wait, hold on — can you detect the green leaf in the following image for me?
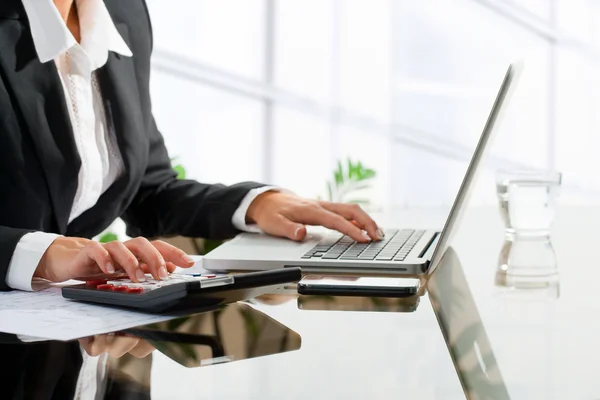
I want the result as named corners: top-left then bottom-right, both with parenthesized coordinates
top-left (347, 158), bottom-right (356, 180)
top-left (173, 164), bottom-right (186, 180)
top-left (344, 198), bottom-right (371, 205)
top-left (326, 182), bottom-right (333, 202)
top-left (98, 232), bottom-right (118, 243)
top-left (355, 160), bottom-right (365, 179)
top-left (362, 168), bottom-right (376, 180)
top-left (334, 161), bottom-right (344, 186)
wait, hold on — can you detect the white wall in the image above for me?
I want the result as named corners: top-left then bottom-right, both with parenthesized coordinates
top-left (145, 0), bottom-right (600, 212)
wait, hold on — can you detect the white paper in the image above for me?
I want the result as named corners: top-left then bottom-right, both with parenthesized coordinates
top-left (0, 286), bottom-right (175, 341)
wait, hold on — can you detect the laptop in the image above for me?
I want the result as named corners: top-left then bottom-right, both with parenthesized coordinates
top-left (204, 63), bottom-right (522, 275)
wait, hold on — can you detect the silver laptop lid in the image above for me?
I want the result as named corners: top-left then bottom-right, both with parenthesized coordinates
top-left (427, 63), bottom-right (523, 275)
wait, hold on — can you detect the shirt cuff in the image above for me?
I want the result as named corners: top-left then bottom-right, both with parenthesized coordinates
top-left (6, 232), bottom-right (61, 291)
top-left (231, 186), bottom-right (280, 233)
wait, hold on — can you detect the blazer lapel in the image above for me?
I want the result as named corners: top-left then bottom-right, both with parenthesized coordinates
top-left (0, 18), bottom-right (80, 233)
top-left (96, 25), bottom-right (147, 192)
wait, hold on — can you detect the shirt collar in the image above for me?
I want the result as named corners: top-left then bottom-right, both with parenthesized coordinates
top-left (20, 0), bottom-right (132, 69)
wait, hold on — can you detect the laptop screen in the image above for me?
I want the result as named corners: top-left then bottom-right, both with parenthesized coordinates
top-left (426, 63), bottom-right (523, 276)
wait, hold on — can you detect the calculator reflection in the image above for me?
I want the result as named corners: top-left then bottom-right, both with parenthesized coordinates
top-left (114, 302), bottom-right (301, 368)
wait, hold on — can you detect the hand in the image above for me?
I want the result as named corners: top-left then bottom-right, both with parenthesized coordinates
top-left (79, 333), bottom-right (155, 358)
top-left (34, 236), bottom-right (195, 283)
top-left (246, 192), bottom-right (384, 242)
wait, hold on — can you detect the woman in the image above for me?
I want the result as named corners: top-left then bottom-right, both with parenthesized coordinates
top-left (0, 0), bottom-right (382, 290)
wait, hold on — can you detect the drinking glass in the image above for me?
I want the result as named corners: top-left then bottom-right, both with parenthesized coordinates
top-left (496, 170), bottom-right (562, 238)
top-left (495, 170), bottom-right (561, 293)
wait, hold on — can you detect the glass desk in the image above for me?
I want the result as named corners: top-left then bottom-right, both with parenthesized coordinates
top-left (1, 206), bottom-right (599, 399)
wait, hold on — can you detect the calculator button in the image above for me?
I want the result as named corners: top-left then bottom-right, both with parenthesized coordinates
top-left (107, 280), bottom-right (129, 286)
top-left (112, 285), bottom-right (128, 292)
top-left (97, 284), bottom-right (114, 290)
top-left (126, 287), bottom-right (144, 294)
top-left (86, 279), bottom-right (107, 286)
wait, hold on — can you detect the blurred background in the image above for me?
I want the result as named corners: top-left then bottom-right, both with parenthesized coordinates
top-left (145, 0), bottom-right (600, 212)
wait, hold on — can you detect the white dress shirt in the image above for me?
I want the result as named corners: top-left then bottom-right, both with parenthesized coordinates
top-left (7, 0), bottom-right (272, 291)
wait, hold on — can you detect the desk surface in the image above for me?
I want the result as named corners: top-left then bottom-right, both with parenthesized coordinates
top-left (2, 206), bottom-right (599, 399)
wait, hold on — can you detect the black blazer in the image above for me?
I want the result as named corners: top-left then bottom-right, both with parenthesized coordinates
top-left (0, 0), bottom-right (264, 290)
top-left (0, 333), bottom-right (151, 400)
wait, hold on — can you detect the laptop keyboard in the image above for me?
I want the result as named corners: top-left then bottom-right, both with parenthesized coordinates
top-left (301, 229), bottom-right (425, 262)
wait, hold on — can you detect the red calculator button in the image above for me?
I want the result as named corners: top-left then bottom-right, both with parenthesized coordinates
top-left (126, 287), bottom-right (144, 294)
top-left (86, 279), bottom-right (108, 286)
top-left (112, 285), bottom-right (128, 292)
top-left (97, 284), bottom-right (114, 290)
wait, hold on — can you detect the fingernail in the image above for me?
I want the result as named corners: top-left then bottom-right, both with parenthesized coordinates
top-left (183, 255), bottom-right (195, 264)
top-left (362, 231), bottom-right (371, 241)
top-left (158, 266), bottom-right (168, 280)
top-left (135, 269), bottom-right (146, 282)
top-left (377, 228), bottom-right (385, 239)
top-left (106, 262), bottom-right (115, 274)
top-left (294, 226), bottom-right (302, 240)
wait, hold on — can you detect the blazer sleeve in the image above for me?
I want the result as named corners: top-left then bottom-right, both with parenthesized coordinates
top-left (0, 227), bottom-right (35, 291)
top-left (121, 117), bottom-right (265, 240)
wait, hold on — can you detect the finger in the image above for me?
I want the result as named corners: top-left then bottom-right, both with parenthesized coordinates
top-left (103, 241), bottom-right (144, 282)
top-left (151, 240), bottom-right (195, 268)
top-left (166, 262), bottom-right (178, 273)
top-left (78, 336), bottom-right (94, 355)
top-left (125, 237), bottom-right (166, 280)
top-left (140, 262), bottom-right (176, 274)
top-left (141, 261), bottom-right (185, 275)
top-left (85, 335), bottom-right (108, 357)
top-left (285, 205), bottom-right (368, 242)
top-left (319, 202), bottom-right (382, 240)
top-left (129, 340), bottom-right (155, 358)
top-left (106, 336), bottom-right (140, 358)
top-left (263, 215), bottom-right (307, 241)
top-left (73, 241), bottom-right (113, 275)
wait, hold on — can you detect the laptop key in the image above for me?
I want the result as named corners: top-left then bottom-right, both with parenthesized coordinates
top-left (322, 254), bottom-right (341, 259)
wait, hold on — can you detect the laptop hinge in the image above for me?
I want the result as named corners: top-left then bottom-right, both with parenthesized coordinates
top-left (418, 232), bottom-right (440, 259)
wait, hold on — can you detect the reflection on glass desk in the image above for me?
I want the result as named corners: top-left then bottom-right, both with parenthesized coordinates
top-left (428, 246), bottom-right (510, 400)
top-left (6, 207), bottom-right (600, 399)
top-left (297, 294), bottom-right (420, 312)
top-left (0, 302), bottom-right (300, 399)
top-left (125, 302), bottom-right (301, 368)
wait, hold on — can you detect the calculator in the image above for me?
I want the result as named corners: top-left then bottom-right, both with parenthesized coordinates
top-left (62, 267), bottom-right (302, 313)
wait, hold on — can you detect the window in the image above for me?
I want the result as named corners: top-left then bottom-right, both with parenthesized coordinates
top-left (146, 0), bottom-right (600, 210)
top-left (150, 72), bottom-right (264, 185)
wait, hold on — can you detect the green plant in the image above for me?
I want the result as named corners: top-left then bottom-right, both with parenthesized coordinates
top-left (326, 158), bottom-right (376, 206)
top-left (170, 157), bottom-right (187, 180)
top-left (98, 232), bottom-right (118, 243)
top-left (173, 163), bottom-right (186, 180)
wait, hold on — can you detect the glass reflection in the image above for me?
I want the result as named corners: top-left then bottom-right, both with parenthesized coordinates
top-left (427, 246), bottom-right (510, 400)
top-left (495, 237), bottom-right (559, 299)
top-left (0, 302), bottom-right (300, 399)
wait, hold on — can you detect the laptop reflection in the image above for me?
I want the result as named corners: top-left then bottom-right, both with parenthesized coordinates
top-left (427, 246), bottom-right (510, 400)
